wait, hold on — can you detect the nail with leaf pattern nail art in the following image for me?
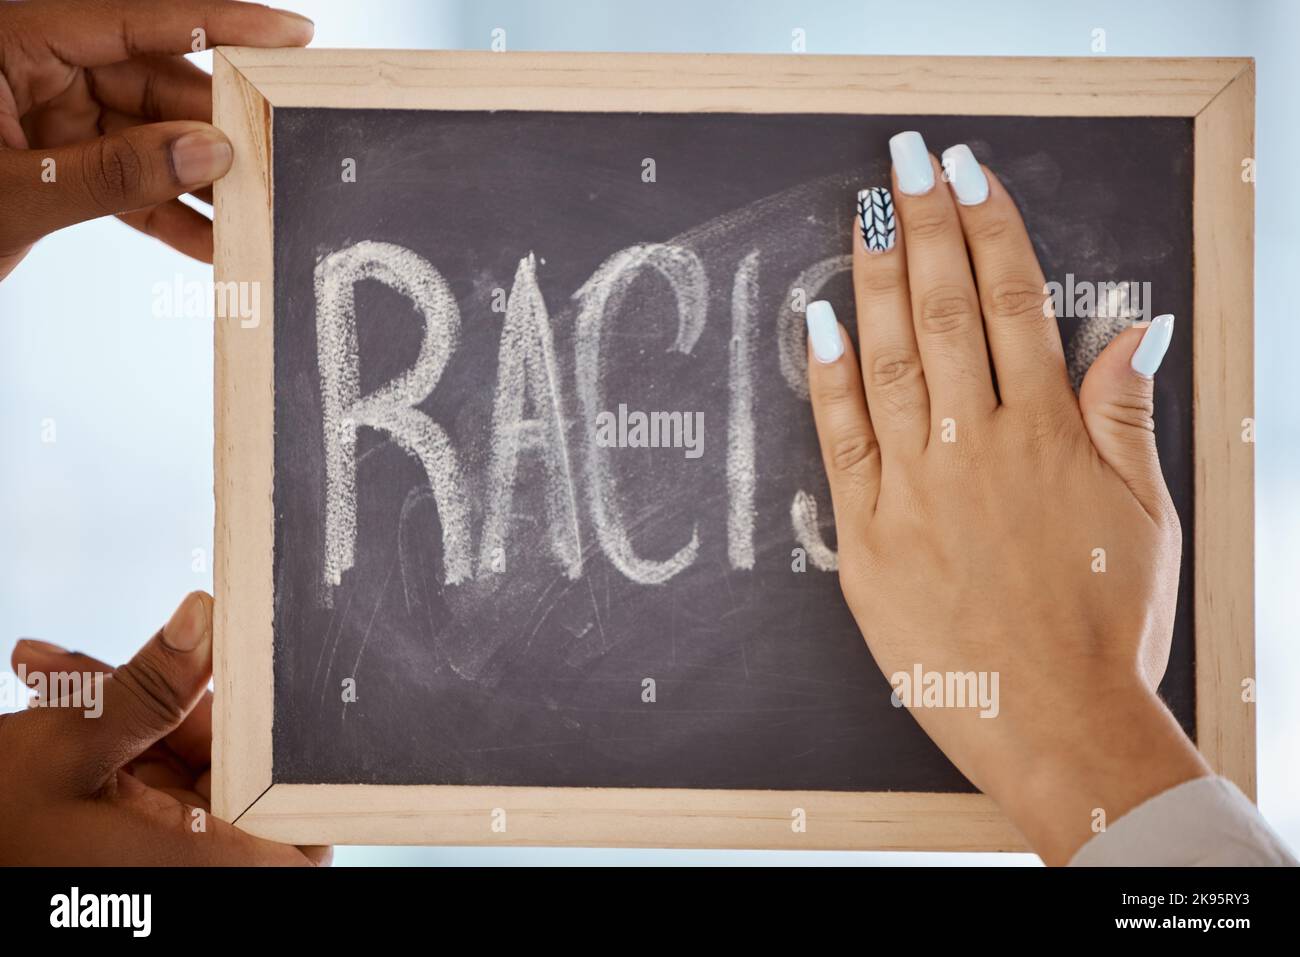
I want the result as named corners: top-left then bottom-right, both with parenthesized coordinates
top-left (857, 187), bottom-right (896, 253)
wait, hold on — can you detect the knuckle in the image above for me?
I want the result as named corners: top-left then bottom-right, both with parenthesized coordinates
top-left (967, 213), bottom-right (1011, 244)
top-left (857, 260), bottom-right (905, 298)
top-left (869, 352), bottom-right (927, 419)
top-left (113, 653), bottom-right (187, 730)
top-left (816, 375), bottom-right (861, 408)
top-left (1099, 390), bottom-right (1156, 432)
top-left (140, 70), bottom-right (163, 123)
top-left (830, 431), bottom-right (879, 474)
top-left (83, 135), bottom-right (146, 212)
top-left (903, 207), bottom-right (954, 242)
top-left (918, 288), bottom-right (979, 336)
top-left (988, 277), bottom-right (1050, 324)
top-left (869, 349), bottom-right (921, 389)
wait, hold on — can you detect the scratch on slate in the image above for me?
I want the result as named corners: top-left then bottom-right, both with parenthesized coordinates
top-left (719, 555), bottom-right (737, 609)
top-left (418, 542), bottom-right (440, 663)
top-left (585, 574), bottom-right (607, 651)
top-left (521, 574), bottom-right (562, 643)
top-left (342, 558), bottom-right (395, 724)
top-left (312, 588), bottom-right (354, 705)
top-left (670, 599), bottom-right (677, 666)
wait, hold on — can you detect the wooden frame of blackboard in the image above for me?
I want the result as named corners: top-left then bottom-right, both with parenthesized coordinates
top-left (211, 49), bottom-right (1255, 850)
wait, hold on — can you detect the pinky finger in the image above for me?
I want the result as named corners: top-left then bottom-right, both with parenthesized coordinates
top-left (806, 300), bottom-right (881, 525)
top-left (117, 199), bottom-right (213, 262)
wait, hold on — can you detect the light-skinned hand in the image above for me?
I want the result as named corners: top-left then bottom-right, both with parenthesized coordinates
top-left (805, 133), bottom-right (1210, 865)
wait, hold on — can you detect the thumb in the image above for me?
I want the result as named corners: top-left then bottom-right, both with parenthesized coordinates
top-left (1078, 314), bottom-right (1175, 518)
top-left (71, 592), bottom-right (214, 792)
top-left (0, 122), bottom-right (231, 250)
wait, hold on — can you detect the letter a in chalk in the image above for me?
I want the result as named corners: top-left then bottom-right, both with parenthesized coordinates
top-left (479, 253), bottom-right (583, 579)
top-left (315, 240), bottom-right (472, 591)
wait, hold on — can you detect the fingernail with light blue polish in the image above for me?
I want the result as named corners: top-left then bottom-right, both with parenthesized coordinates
top-left (890, 131), bottom-right (935, 196)
top-left (806, 300), bottom-right (844, 364)
top-left (941, 144), bottom-right (989, 206)
top-left (1130, 314), bottom-right (1175, 377)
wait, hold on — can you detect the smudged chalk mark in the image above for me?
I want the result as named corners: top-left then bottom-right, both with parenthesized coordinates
top-left (791, 489), bottom-right (838, 572)
top-left (779, 255), bottom-right (852, 400)
top-left (1065, 286), bottom-right (1141, 392)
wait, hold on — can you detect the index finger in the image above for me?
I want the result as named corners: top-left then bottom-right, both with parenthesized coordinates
top-left (89, 56), bottom-right (215, 124)
top-left (16, 0), bottom-right (313, 67)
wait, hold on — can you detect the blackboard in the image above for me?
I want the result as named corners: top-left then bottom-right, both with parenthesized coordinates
top-left (267, 108), bottom-right (1195, 793)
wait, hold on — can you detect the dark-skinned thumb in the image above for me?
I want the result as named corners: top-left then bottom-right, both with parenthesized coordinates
top-left (69, 592), bottom-right (214, 792)
top-left (0, 122), bottom-right (230, 249)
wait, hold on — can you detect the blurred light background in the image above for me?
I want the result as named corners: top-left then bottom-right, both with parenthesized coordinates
top-left (1, 0), bottom-right (1294, 866)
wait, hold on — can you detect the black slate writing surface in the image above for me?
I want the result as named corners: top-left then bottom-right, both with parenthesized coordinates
top-left (271, 109), bottom-right (1194, 790)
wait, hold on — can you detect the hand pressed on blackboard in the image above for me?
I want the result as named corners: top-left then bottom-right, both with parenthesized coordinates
top-left (0, 592), bottom-right (330, 865)
top-left (805, 133), bottom-right (1210, 865)
top-left (0, 0), bottom-right (314, 280)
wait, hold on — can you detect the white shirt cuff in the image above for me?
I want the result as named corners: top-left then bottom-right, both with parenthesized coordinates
top-left (1069, 775), bottom-right (1297, 867)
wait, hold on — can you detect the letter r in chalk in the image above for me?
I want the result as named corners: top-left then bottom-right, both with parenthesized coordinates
top-left (315, 240), bottom-right (472, 589)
